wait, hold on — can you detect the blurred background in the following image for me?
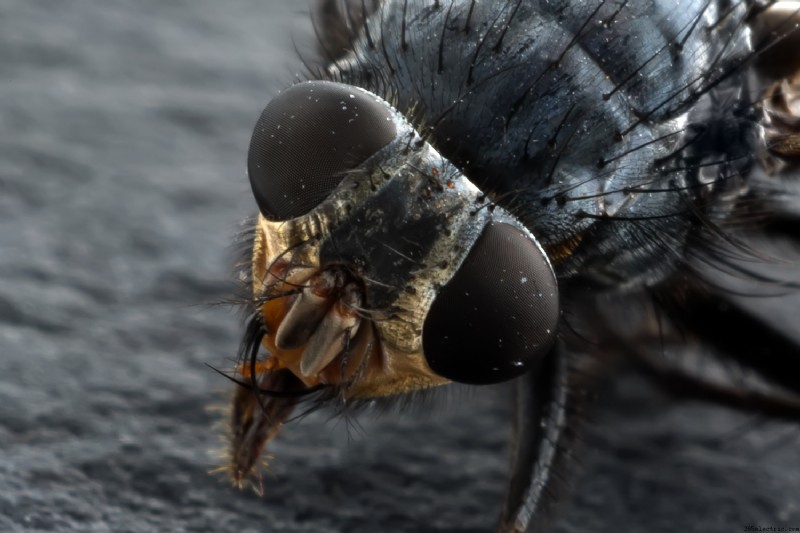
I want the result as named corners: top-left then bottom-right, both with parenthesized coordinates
top-left (0, 1), bottom-right (798, 532)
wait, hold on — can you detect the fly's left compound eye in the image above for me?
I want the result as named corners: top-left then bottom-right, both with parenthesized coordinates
top-left (422, 223), bottom-right (559, 384)
top-left (247, 81), bottom-right (397, 221)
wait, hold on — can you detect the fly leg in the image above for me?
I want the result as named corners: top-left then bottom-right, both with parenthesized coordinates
top-left (627, 286), bottom-right (800, 418)
top-left (753, 2), bottom-right (800, 163)
top-left (762, 69), bottom-right (800, 165)
top-left (224, 366), bottom-right (310, 491)
top-left (498, 339), bottom-right (607, 533)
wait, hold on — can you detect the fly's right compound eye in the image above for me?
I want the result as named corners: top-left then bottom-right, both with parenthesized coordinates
top-left (422, 223), bottom-right (560, 385)
top-left (248, 81), bottom-right (397, 221)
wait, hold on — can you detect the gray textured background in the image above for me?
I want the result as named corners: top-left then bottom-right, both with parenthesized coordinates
top-left (1, 1), bottom-right (798, 532)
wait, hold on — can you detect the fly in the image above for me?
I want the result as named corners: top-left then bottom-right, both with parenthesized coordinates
top-left (217, 1), bottom-right (800, 531)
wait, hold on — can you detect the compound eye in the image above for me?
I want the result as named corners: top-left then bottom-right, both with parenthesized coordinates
top-left (422, 222), bottom-right (559, 384)
top-left (248, 81), bottom-right (397, 220)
